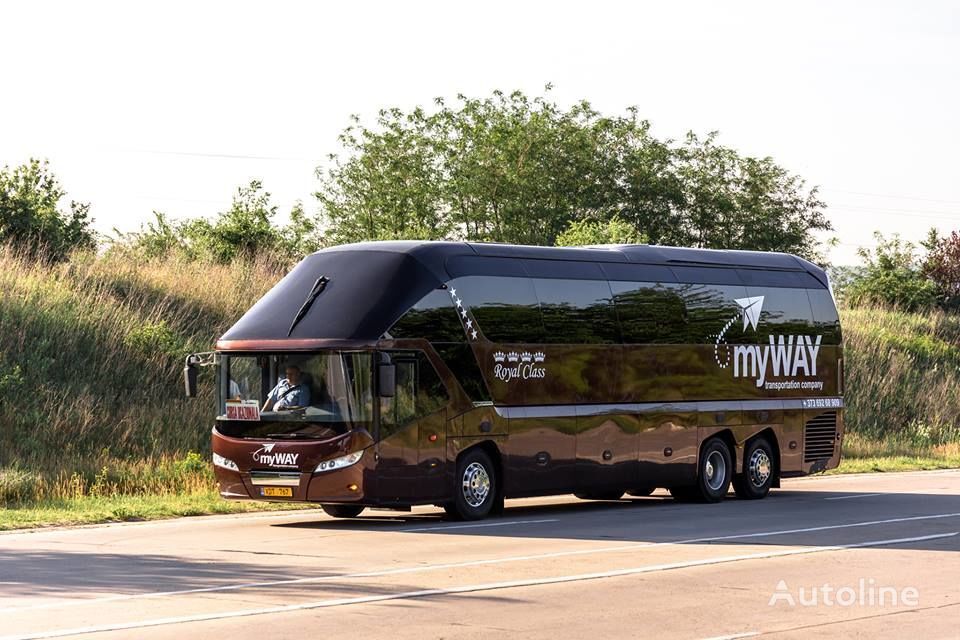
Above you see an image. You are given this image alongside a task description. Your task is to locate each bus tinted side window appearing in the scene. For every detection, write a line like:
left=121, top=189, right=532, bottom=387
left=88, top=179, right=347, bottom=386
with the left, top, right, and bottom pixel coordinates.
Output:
left=673, top=283, right=749, bottom=345
left=380, top=352, right=448, bottom=437
left=743, top=287, right=815, bottom=341
left=532, top=278, right=620, bottom=344
left=807, top=288, right=842, bottom=344
left=610, top=281, right=687, bottom=344
left=387, top=289, right=463, bottom=342
left=453, top=276, right=544, bottom=343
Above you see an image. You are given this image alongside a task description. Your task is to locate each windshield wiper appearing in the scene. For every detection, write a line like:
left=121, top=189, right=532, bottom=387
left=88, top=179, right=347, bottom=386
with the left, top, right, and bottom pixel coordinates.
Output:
left=265, top=432, right=324, bottom=440
left=288, top=275, right=329, bottom=336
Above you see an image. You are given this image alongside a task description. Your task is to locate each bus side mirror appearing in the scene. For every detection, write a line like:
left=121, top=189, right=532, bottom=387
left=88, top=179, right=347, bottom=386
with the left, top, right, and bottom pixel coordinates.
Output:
left=378, top=363, right=396, bottom=398
left=184, top=360, right=198, bottom=398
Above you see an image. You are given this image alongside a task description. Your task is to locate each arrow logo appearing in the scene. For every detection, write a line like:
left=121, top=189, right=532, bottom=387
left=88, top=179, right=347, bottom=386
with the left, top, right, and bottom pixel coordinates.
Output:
left=735, top=296, right=765, bottom=332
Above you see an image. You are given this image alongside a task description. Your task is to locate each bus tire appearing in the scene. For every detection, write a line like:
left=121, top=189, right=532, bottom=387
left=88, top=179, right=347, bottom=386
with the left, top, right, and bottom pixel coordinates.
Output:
left=320, top=503, right=365, bottom=518
left=672, top=438, right=733, bottom=503
left=574, top=490, right=625, bottom=500
left=451, top=448, right=497, bottom=521
left=733, top=437, right=775, bottom=500
left=696, top=438, right=733, bottom=503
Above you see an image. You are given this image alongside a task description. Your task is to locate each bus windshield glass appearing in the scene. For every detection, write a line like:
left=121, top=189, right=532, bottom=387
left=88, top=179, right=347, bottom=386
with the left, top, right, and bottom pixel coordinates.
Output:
left=218, top=351, right=374, bottom=439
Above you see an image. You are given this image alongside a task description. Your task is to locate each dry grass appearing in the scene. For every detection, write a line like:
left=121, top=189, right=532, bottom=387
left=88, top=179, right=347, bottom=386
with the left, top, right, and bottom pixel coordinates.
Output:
left=840, top=305, right=960, bottom=446
left=0, top=247, right=282, bottom=502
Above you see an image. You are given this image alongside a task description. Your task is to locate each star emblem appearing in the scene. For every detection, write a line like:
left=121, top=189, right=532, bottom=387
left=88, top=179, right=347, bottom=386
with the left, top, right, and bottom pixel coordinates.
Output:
left=461, top=309, right=468, bottom=318
left=455, top=297, right=462, bottom=308
left=466, top=319, right=473, bottom=329
left=470, top=329, right=478, bottom=340
left=449, top=288, right=456, bottom=297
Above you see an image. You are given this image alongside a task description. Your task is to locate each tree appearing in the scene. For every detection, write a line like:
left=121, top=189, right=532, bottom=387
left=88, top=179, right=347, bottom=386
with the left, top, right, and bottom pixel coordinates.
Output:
left=0, top=159, right=95, bottom=261
left=922, top=229, right=960, bottom=310
left=181, top=180, right=282, bottom=263
left=843, top=233, right=937, bottom=311
left=315, top=88, right=832, bottom=259
left=555, top=217, right=647, bottom=246
left=114, top=181, right=323, bottom=265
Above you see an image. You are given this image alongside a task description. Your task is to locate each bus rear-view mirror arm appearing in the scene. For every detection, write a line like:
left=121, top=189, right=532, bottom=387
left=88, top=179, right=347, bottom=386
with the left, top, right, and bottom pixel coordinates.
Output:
left=183, top=352, right=218, bottom=399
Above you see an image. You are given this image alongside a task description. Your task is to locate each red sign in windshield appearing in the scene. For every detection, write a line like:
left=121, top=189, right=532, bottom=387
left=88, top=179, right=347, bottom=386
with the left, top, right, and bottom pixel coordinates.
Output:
left=226, top=401, right=260, bottom=421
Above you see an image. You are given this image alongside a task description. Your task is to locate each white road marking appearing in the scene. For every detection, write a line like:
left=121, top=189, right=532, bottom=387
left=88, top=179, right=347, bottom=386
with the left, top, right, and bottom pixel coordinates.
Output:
left=824, top=493, right=885, bottom=500
left=397, top=518, right=559, bottom=532
left=3, top=511, right=959, bottom=614
left=699, top=633, right=760, bottom=640
left=1, top=532, right=953, bottom=640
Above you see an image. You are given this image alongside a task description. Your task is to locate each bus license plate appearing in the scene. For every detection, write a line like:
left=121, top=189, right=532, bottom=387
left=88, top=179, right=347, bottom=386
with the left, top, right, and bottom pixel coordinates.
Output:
left=260, top=487, right=293, bottom=498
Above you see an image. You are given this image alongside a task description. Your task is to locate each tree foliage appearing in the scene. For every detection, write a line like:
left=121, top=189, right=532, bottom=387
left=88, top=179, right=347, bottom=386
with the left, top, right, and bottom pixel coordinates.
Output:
left=555, top=216, right=647, bottom=247
left=115, top=181, right=321, bottom=265
left=843, top=233, right=938, bottom=311
left=922, top=229, right=960, bottom=310
left=316, top=88, right=831, bottom=259
left=0, top=159, right=96, bottom=261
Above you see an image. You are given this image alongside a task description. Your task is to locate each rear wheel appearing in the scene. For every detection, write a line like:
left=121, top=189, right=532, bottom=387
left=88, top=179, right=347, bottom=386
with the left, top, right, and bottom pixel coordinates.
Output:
left=733, top=437, right=775, bottom=500
left=320, top=503, right=365, bottom=518
left=671, top=438, right=733, bottom=503
left=575, top=490, right=625, bottom=500
left=449, top=449, right=497, bottom=520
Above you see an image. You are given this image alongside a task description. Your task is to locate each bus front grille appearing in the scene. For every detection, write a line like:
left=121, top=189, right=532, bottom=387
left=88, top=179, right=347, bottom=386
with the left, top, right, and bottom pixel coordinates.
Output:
left=804, top=411, right=838, bottom=462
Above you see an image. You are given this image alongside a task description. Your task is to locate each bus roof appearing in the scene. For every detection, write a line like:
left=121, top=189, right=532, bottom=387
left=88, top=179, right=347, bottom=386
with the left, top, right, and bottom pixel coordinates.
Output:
left=218, top=241, right=829, bottom=345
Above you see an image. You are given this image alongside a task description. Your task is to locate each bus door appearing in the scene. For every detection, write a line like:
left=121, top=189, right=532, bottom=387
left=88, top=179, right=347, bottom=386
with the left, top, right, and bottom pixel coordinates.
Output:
left=376, top=352, right=450, bottom=502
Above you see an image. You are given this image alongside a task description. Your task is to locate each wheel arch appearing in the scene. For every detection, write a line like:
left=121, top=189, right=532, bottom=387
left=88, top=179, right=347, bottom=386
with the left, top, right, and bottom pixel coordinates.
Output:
left=457, top=440, right=505, bottom=504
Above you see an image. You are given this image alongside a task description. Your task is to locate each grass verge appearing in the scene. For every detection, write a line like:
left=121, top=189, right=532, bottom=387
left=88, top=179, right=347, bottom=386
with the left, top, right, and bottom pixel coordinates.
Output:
left=0, top=490, right=312, bottom=532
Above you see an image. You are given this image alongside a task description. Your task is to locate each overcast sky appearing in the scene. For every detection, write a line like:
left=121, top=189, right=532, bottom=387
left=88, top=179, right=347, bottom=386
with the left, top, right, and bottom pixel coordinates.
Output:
left=2, top=0, right=958, bottom=264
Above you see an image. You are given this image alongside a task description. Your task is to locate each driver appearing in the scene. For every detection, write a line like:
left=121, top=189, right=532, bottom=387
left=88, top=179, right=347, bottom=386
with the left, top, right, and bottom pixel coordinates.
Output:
left=262, top=365, right=311, bottom=411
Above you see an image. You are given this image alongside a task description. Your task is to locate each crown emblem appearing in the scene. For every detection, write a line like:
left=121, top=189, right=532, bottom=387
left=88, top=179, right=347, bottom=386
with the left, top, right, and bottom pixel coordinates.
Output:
left=493, top=351, right=506, bottom=363
left=533, top=351, right=545, bottom=363
left=520, top=352, right=532, bottom=363
left=506, top=351, right=519, bottom=363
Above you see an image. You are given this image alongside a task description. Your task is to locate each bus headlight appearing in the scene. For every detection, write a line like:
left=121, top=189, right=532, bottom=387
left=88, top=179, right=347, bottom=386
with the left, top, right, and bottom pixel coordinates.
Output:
left=213, top=452, right=239, bottom=472
left=315, top=450, right=364, bottom=473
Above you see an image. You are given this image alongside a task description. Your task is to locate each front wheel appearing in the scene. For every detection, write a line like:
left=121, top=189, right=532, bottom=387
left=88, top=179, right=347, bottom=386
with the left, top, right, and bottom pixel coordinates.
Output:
left=320, top=503, right=365, bottom=518
left=449, top=449, right=497, bottom=521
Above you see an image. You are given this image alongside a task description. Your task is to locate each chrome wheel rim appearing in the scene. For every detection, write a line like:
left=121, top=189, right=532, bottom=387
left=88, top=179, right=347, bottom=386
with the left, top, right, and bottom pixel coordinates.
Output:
left=748, top=449, right=772, bottom=489
left=462, top=462, right=491, bottom=508
left=704, top=450, right=727, bottom=491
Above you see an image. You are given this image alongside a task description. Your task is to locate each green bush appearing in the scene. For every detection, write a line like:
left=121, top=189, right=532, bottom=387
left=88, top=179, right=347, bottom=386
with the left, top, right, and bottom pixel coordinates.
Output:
left=841, top=233, right=937, bottom=311
left=125, top=321, right=184, bottom=358
left=0, top=159, right=96, bottom=262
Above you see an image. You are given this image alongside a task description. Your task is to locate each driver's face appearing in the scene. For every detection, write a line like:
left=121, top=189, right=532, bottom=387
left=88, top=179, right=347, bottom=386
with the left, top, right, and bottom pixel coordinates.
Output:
left=285, top=367, right=301, bottom=384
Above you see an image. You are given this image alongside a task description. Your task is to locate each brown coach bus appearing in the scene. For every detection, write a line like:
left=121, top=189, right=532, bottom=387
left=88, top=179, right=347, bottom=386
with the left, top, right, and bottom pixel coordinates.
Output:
left=184, top=241, right=844, bottom=520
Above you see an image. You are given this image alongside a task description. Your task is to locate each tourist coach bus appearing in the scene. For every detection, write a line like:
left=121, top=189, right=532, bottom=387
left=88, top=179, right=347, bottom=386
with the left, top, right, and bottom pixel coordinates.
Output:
left=184, top=241, right=844, bottom=520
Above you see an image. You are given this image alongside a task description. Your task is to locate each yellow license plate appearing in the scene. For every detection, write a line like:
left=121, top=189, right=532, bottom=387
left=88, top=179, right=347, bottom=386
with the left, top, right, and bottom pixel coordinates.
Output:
left=260, top=487, right=293, bottom=498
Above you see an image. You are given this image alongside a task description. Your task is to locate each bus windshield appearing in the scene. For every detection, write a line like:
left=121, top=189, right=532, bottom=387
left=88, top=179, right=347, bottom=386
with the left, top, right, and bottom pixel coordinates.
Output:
left=218, top=351, right=374, bottom=439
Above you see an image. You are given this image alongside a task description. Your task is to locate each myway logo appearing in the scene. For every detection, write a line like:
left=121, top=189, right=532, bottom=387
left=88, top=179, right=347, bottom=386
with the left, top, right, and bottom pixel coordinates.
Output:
left=252, top=443, right=299, bottom=468
left=734, top=335, right=822, bottom=388
left=714, top=296, right=824, bottom=390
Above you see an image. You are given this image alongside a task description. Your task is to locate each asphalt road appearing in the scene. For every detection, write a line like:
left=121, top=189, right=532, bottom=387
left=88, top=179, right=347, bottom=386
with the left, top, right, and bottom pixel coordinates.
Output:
left=1, top=470, right=958, bottom=640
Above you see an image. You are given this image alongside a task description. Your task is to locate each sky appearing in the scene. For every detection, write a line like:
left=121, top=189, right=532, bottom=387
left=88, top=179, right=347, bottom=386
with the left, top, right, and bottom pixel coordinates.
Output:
left=1, top=0, right=958, bottom=265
